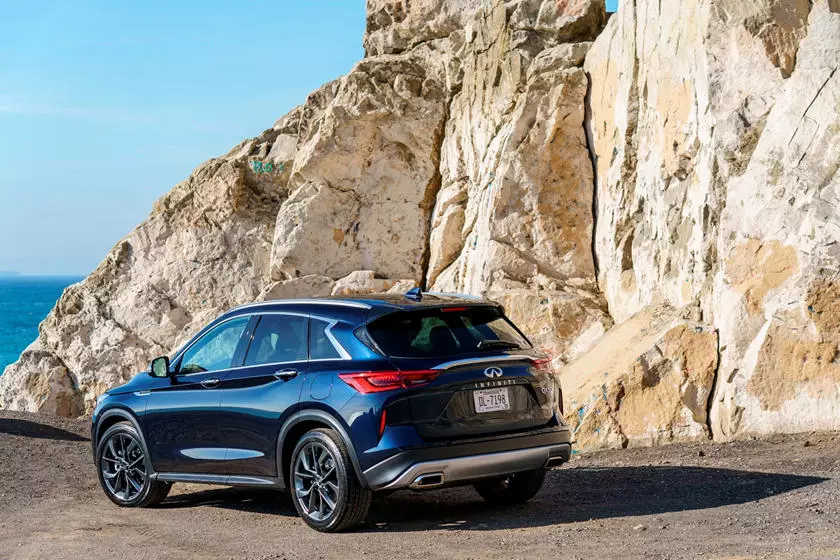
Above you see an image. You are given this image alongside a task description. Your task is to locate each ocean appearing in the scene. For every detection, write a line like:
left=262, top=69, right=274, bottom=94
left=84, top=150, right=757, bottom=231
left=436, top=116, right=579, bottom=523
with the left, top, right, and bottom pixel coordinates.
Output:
left=0, top=276, right=83, bottom=375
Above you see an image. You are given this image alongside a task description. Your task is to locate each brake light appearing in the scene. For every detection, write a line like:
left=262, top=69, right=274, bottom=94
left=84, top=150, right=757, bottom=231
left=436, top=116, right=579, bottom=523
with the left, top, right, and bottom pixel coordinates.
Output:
left=531, top=357, right=554, bottom=375
left=441, top=306, right=468, bottom=312
left=338, top=370, right=439, bottom=393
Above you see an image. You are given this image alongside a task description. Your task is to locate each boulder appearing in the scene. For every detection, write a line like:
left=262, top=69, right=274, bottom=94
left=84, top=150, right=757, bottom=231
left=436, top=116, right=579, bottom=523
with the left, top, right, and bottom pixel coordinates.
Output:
left=562, top=304, right=718, bottom=450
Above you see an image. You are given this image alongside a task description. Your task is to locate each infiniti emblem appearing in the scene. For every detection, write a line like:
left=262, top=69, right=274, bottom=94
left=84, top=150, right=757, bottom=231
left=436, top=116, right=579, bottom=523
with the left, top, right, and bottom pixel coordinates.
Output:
left=484, top=367, right=503, bottom=378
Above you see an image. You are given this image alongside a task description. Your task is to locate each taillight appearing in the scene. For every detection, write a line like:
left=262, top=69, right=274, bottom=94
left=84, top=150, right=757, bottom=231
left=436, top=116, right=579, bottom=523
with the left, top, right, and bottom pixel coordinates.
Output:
left=531, top=357, right=554, bottom=375
left=338, top=370, right=439, bottom=394
left=531, top=356, right=562, bottom=413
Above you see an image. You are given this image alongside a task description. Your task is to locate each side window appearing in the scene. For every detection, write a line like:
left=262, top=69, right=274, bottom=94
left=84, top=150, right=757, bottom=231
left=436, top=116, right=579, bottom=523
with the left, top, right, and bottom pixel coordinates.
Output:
left=310, top=319, right=342, bottom=360
left=244, top=314, right=308, bottom=366
left=179, top=316, right=250, bottom=374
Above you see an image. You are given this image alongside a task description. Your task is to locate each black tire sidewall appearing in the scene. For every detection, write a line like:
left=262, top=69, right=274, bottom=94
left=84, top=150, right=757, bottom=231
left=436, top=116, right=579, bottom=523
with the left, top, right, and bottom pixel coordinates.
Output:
left=95, top=422, right=156, bottom=507
left=289, top=429, right=352, bottom=531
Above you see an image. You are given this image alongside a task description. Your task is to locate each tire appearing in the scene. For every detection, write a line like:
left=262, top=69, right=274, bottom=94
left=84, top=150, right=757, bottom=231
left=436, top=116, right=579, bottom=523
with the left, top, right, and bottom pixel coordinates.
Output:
left=474, top=469, right=546, bottom=506
left=96, top=421, right=171, bottom=508
left=289, top=428, right=371, bottom=532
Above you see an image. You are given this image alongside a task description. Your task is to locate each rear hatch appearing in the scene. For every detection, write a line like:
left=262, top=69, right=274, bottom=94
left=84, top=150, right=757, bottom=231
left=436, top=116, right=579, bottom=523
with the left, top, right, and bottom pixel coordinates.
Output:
left=365, top=305, right=559, bottom=440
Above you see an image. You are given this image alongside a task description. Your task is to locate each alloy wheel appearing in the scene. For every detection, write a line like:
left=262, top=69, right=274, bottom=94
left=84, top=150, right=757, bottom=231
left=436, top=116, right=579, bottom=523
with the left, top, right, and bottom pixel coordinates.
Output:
left=100, top=432, right=146, bottom=501
left=293, top=441, right=340, bottom=522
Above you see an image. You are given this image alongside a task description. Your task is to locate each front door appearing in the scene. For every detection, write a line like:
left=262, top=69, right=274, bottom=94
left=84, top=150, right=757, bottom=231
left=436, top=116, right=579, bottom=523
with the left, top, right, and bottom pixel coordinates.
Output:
left=143, top=315, right=253, bottom=474
left=217, top=313, right=310, bottom=477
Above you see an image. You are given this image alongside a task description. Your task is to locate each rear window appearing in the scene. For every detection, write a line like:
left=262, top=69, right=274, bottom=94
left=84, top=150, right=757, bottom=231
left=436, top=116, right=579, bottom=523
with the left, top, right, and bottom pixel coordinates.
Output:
left=366, top=306, right=531, bottom=358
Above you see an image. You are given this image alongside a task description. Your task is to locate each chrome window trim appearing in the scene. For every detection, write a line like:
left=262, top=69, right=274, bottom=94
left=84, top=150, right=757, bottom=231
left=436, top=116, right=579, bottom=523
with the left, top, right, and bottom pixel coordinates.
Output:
left=310, top=317, right=352, bottom=361
left=172, top=311, right=351, bottom=368
left=229, top=299, right=371, bottom=312
left=432, top=354, right=533, bottom=371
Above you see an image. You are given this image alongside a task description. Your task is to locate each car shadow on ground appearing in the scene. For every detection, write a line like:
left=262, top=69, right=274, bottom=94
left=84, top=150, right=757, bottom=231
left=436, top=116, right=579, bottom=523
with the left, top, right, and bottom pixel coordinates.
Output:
left=155, top=466, right=827, bottom=531
left=0, top=418, right=88, bottom=442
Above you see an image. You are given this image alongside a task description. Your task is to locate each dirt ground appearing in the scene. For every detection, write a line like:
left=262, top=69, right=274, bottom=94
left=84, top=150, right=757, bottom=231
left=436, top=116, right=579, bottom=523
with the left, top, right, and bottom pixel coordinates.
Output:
left=1, top=411, right=839, bottom=560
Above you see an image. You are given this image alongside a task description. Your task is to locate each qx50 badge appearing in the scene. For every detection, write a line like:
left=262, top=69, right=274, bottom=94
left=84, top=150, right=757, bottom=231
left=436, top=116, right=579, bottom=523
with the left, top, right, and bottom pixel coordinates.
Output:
left=484, top=367, right=503, bottom=378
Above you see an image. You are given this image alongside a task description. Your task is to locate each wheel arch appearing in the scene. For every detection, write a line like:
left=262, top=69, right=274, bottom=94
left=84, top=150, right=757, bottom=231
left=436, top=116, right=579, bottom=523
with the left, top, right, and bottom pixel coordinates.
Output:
left=94, top=407, right=155, bottom=473
left=277, top=409, right=367, bottom=490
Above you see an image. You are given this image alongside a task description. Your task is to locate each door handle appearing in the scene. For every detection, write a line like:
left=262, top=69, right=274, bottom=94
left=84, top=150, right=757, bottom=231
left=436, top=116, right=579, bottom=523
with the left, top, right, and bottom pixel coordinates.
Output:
left=201, top=377, right=221, bottom=388
left=273, top=369, right=299, bottom=381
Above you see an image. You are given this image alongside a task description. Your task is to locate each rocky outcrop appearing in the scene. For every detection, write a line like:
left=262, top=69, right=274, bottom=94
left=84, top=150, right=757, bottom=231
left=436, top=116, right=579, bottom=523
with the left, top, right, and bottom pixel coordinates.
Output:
left=3, top=0, right=840, bottom=452
left=585, top=0, right=840, bottom=441
left=563, top=304, right=718, bottom=450
left=0, top=0, right=610, bottom=416
left=428, top=0, right=613, bottom=364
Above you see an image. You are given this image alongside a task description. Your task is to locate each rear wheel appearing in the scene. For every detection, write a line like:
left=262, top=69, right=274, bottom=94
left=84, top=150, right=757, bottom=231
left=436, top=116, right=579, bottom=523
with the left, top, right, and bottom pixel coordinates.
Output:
left=96, top=422, right=171, bottom=507
left=290, top=428, right=371, bottom=532
left=474, top=469, right=546, bottom=506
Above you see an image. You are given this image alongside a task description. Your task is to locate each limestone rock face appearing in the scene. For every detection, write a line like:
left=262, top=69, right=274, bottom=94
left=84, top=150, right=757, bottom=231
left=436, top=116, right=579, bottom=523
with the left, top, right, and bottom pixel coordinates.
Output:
left=269, top=54, right=449, bottom=285
left=1, top=0, right=608, bottom=416
left=586, top=0, right=840, bottom=440
left=562, top=304, right=718, bottom=450
left=428, top=0, right=612, bottom=366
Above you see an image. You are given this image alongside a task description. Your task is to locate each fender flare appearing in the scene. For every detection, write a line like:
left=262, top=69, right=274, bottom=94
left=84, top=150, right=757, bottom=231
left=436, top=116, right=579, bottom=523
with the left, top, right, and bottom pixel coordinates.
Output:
left=94, top=408, right=156, bottom=474
left=277, top=409, right=368, bottom=489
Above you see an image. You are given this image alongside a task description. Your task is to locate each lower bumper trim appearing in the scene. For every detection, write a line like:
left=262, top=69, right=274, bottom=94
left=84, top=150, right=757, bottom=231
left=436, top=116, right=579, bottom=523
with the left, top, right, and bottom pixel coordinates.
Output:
left=378, top=443, right=571, bottom=491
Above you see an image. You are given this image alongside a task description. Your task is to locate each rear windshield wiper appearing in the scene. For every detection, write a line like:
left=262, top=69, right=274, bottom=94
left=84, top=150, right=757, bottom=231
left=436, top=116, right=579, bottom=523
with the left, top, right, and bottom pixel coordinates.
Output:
left=476, top=340, right=521, bottom=351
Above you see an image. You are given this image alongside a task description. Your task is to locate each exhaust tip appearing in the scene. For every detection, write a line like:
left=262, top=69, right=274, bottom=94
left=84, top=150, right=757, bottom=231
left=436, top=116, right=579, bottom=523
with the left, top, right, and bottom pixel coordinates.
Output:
left=410, top=472, right=445, bottom=490
left=544, top=457, right=565, bottom=470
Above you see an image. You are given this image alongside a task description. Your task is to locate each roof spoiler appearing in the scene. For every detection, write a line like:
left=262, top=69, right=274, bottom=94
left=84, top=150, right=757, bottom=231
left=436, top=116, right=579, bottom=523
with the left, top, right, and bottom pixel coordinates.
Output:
left=403, top=289, right=486, bottom=302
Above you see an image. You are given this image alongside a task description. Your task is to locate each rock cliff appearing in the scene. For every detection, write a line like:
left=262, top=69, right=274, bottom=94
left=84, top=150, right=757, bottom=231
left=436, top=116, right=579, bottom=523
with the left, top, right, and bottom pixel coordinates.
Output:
left=3, top=0, right=840, bottom=452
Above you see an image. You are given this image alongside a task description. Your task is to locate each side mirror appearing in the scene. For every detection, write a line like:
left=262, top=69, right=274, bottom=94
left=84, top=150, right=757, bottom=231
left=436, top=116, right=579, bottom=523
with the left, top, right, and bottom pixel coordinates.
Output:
left=149, top=356, right=171, bottom=378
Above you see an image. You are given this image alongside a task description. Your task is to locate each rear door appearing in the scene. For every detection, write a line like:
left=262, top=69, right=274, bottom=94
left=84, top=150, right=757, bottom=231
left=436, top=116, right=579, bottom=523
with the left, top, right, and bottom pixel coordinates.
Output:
left=216, top=313, right=309, bottom=477
left=366, top=306, right=559, bottom=440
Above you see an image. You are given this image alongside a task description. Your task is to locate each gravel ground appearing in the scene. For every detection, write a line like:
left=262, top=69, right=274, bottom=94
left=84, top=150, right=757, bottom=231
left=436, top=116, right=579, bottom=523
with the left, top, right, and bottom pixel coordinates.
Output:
left=1, top=410, right=839, bottom=560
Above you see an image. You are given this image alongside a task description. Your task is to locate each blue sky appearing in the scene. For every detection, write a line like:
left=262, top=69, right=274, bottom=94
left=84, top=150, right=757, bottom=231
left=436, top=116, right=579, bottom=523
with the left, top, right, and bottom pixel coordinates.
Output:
left=0, top=0, right=618, bottom=276
left=0, top=1, right=366, bottom=275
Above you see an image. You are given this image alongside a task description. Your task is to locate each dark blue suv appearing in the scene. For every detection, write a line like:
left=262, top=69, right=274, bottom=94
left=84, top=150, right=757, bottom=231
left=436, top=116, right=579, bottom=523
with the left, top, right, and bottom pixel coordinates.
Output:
left=91, top=290, right=572, bottom=532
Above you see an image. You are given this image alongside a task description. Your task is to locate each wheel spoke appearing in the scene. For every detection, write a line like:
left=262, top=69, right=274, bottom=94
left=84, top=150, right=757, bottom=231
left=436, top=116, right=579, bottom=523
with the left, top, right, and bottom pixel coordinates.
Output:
left=307, top=485, right=318, bottom=513
left=107, top=438, right=118, bottom=459
left=321, top=465, right=335, bottom=480
left=300, top=449, right=314, bottom=474
left=127, top=455, right=144, bottom=469
left=102, top=457, right=119, bottom=464
left=126, top=472, right=143, bottom=493
left=310, top=447, right=320, bottom=476
left=103, top=469, right=118, bottom=479
left=325, top=481, right=339, bottom=494
left=126, top=439, right=139, bottom=455
left=317, top=490, right=325, bottom=517
left=319, top=488, right=336, bottom=511
left=295, top=469, right=315, bottom=479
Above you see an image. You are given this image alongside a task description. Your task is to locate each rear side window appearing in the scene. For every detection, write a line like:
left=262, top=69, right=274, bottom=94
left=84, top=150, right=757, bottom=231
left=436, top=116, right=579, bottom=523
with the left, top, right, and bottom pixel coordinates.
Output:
left=310, top=318, right=342, bottom=360
left=366, top=306, right=531, bottom=358
left=244, top=314, right=308, bottom=366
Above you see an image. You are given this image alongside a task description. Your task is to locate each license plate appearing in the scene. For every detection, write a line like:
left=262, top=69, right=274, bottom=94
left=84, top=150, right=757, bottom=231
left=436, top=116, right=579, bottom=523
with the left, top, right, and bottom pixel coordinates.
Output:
left=474, top=387, right=511, bottom=413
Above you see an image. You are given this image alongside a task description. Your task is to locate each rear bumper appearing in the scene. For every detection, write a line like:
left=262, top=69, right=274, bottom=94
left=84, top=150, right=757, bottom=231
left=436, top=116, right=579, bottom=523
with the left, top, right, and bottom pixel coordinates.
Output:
left=363, top=427, right=572, bottom=490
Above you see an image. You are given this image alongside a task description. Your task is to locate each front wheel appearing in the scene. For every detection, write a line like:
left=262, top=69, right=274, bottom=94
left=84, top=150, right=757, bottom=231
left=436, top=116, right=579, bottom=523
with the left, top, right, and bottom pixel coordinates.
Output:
left=96, top=421, right=171, bottom=507
left=474, top=469, right=546, bottom=506
left=290, top=428, right=371, bottom=532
